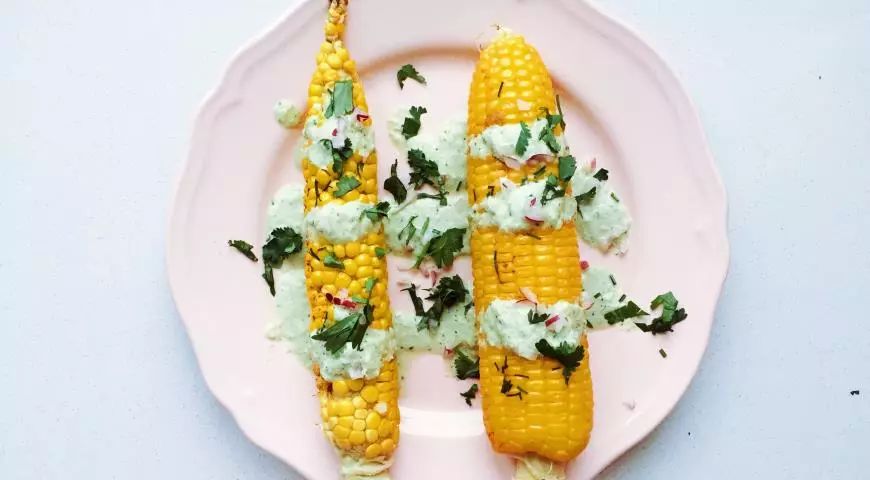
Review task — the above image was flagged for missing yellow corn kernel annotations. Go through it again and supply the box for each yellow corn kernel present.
[365,412,381,429]
[332,380,349,397]
[352,396,367,409]
[349,430,366,445]
[333,425,351,439]
[347,379,364,392]
[365,443,382,459]
[335,399,354,417]
[354,409,368,420]
[360,385,379,403]
[338,416,353,428]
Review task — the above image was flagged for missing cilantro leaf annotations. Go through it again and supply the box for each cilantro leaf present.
[421,275,468,330]
[604,301,648,325]
[325,79,354,118]
[541,174,566,206]
[375,247,387,258]
[555,94,567,130]
[401,283,426,318]
[460,383,478,406]
[416,191,448,206]
[320,138,354,174]
[334,175,361,197]
[398,216,418,246]
[323,252,345,270]
[659,348,668,358]
[383,160,408,204]
[397,64,426,89]
[558,155,576,182]
[535,340,585,384]
[515,122,531,156]
[407,149,443,191]
[402,106,427,139]
[575,187,597,205]
[311,306,372,354]
[361,201,390,223]
[538,111,563,153]
[262,228,303,268]
[228,240,257,262]
[527,309,549,324]
[593,168,609,181]
[453,346,480,380]
[635,292,688,334]
[414,228,466,268]
[262,265,275,296]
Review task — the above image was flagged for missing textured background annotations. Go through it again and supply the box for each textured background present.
[1,0,868,478]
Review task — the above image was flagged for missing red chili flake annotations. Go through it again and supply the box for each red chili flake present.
[580,260,589,270]
[545,315,561,327]
[356,113,369,122]
[444,347,453,355]
[332,128,338,136]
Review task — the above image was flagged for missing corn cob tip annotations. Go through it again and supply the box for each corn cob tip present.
[325,0,349,42]
[513,455,566,480]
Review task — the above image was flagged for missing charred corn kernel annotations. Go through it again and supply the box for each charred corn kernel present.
[467,29,593,466]
[360,385,378,403]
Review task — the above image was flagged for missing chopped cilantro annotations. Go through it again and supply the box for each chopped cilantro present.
[555,94,566,130]
[500,377,513,394]
[324,79,354,118]
[228,240,257,262]
[460,383,478,406]
[375,247,387,258]
[413,228,466,268]
[320,138,354,174]
[407,149,444,191]
[659,348,668,358]
[593,168,609,181]
[619,294,627,302]
[497,82,504,97]
[383,160,407,203]
[515,121,531,156]
[261,227,304,294]
[402,106,427,139]
[558,155,576,182]
[609,274,617,285]
[541,174,566,205]
[532,165,547,178]
[401,283,426,318]
[604,301,648,325]
[538,110,563,153]
[334,175,361,197]
[611,192,620,202]
[575,187,597,206]
[453,346,480,380]
[416,191,448,206]
[262,265,275,296]
[421,275,468,330]
[522,232,542,240]
[493,250,502,283]
[527,309,549,324]
[397,64,426,89]
[311,304,372,354]
[535,340,585,384]
[360,202,390,222]
[635,292,688,334]
[322,252,345,270]
[398,216,418,246]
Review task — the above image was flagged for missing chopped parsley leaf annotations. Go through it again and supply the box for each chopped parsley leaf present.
[397,64,426,89]
[383,159,408,203]
[500,377,513,394]
[262,265,275,296]
[228,240,257,262]
[262,226,304,288]
[360,201,390,222]
[324,79,353,118]
[522,232,542,240]
[515,121,531,156]
[593,168,609,181]
[535,340,585,384]
[460,383,478,406]
[407,149,444,192]
[619,294,627,302]
[532,165,547,178]
[402,106,427,139]
[334,175,361,197]
[453,346,480,380]
[609,274,617,285]
[538,110,563,153]
[558,155,576,182]
[635,292,688,334]
[322,252,345,270]
[604,301,648,325]
[555,94,567,130]
[413,227,466,268]
[311,304,372,354]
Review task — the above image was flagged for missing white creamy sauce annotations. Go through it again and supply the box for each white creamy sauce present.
[387,108,468,191]
[581,267,630,329]
[273,99,303,129]
[310,307,396,381]
[571,163,631,253]
[474,178,576,232]
[392,304,476,352]
[384,194,471,255]
[480,299,587,359]
[303,108,374,169]
[305,200,378,244]
[265,184,312,366]
[468,118,568,165]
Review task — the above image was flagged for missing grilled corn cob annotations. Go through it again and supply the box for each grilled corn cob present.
[301,1,399,476]
[467,29,593,474]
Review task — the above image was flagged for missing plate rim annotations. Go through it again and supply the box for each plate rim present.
[165,0,730,478]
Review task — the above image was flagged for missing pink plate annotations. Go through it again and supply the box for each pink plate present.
[166,0,729,478]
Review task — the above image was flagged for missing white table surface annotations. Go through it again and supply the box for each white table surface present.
[2,0,868,478]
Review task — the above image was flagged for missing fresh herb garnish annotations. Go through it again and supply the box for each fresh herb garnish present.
[635,292,688,334]
[323,252,345,270]
[532,165,547,178]
[609,274,617,285]
[324,79,354,118]
[497,82,504,97]
[487,185,495,197]
[527,309,549,324]
[398,216,418,246]
[506,385,528,399]
[593,168,609,181]
[453,346,480,380]
[460,383,478,406]
[538,110,563,153]
[611,192,620,203]
[522,232,541,240]
[555,94,566,130]
[421,275,468,330]
[319,137,354,174]
[456,181,463,192]
[261,227,303,292]
[493,250,502,283]
[619,294,627,302]
[383,159,408,204]
[401,283,426,317]
[361,202,390,222]
[375,247,387,258]
[402,106,427,139]
[535,340,585,384]
[541,174,566,206]
[575,187,597,205]
[407,149,444,191]
[417,191,448,206]
[413,228,466,268]
[659,348,668,358]
[311,279,378,354]
[558,155,576,182]
[228,240,257,262]
[397,64,427,89]
[593,292,601,299]
[604,301,648,325]
[500,377,513,394]
[334,175,361,197]
[515,121,531,156]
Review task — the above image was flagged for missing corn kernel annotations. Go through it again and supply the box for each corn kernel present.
[360,385,379,403]
[349,430,366,445]
[333,425,351,439]
[365,411,381,429]
[365,443,382,459]
[335,399,354,417]
[354,409,368,420]
[338,416,353,428]
[352,419,366,431]
[352,396,367,409]
[345,242,360,257]
[378,420,393,437]
[332,380,348,397]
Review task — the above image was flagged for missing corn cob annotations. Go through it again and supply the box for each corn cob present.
[467,29,593,471]
[301,1,399,475]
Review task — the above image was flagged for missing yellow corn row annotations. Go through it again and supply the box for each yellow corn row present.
[467,30,593,465]
[301,0,399,469]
